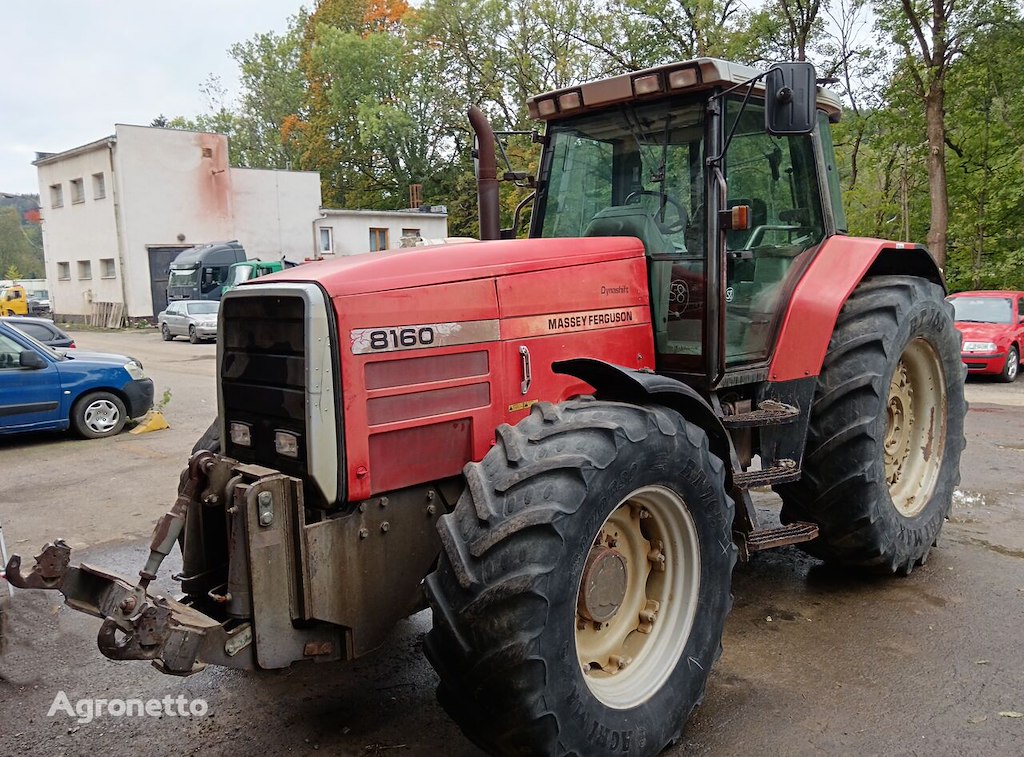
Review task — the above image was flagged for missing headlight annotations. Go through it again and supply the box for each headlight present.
[230,422,252,447]
[274,430,300,458]
[124,360,146,380]
[962,341,997,353]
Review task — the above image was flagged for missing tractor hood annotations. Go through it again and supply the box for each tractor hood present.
[247,237,646,297]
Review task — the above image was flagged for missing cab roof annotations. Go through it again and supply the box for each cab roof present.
[527,57,842,124]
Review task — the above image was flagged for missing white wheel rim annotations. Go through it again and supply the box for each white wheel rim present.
[885,338,946,517]
[575,485,700,709]
[84,399,120,433]
[1008,350,1018,379]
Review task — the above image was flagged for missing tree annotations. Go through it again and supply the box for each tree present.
[874,0,1011,268]
[0,207,44,279]
[940,2,1024,290]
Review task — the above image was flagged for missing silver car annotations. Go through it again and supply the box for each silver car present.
[158,300,219,343]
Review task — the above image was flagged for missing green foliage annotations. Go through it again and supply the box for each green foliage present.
[155,388,172,412]
[0,206,43,279]
[165,0,1024,280]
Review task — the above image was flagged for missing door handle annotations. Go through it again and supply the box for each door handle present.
[519,345,532,395]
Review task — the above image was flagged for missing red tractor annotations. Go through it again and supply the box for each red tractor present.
[6,59,965,755]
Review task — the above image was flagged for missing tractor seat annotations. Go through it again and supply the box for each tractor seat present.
[583,206,676,256]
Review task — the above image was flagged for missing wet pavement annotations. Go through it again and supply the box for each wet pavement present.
[1,330,1022,755]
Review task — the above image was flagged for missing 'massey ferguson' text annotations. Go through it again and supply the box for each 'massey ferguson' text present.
[548,310,634,331]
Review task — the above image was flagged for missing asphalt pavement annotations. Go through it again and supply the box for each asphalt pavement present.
[1,328,1022,756]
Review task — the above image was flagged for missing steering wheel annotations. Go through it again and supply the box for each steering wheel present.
[625,190,689,234]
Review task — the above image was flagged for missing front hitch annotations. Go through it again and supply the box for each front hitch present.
[2,451,252,676]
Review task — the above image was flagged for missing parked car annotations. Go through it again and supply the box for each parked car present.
[947,290,1024,382]
[0,320,153,439]
[157,300,220,343]
[27,289,51,316]
[1,316,75,348]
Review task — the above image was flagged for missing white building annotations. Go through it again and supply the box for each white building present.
[34,125,322,319]
[314,208,449,257]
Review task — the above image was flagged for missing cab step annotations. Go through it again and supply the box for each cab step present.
[736,521,819,559]
[733,461,800,488]
[721,400,800,428]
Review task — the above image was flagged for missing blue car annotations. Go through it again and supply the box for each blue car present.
[0,321,154,439]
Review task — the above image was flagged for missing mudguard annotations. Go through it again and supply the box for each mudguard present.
[769,237,943,383]
[553,358,734,486]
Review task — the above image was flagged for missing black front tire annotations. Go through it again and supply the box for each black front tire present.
[425,399,736,756]
[778,276,966,574]
[188,325,200,344]
[161,323,173,341]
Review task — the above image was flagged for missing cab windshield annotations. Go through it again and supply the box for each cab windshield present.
[168,267,198,287]
[225,265,255,288]
[535,98,704,255]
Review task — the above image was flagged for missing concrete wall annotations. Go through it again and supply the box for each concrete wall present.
[114,125,235,317]
[35,142,121,317]
[232,168,322,261]
[315,210,449,256]
[37,125,326,319]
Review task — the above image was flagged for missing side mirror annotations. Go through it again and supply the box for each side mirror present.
[19,350,47,369]
[765,62,817,136]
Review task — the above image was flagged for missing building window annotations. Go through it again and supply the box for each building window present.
[50,183,64,208]
[70,178,85,204]
[369,227,389,252]
[401,228,421,238]
[319,227,333,254]
[100,258,116,279]
[57,262,71,280]
[93,172,106,200]
[77,260,92,280]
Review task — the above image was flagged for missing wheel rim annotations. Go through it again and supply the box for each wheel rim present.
[575,485,700,709]
[84,399,120,434]
[884,338,946,517]
[1007,349,1018,380]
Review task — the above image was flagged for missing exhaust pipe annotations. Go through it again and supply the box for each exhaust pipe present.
[468,106,500,241]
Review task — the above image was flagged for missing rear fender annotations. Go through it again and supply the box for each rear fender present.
[769,237,944,383]
[553,358,734,488]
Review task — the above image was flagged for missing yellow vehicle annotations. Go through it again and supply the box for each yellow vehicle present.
[0,285,28,316]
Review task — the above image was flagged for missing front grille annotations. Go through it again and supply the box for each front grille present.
[221,295,308,480]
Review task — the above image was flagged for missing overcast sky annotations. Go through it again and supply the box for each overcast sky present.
[2,0,307,194]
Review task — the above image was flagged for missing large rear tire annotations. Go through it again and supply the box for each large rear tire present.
[425,399,736,756]
[778,276,966,574]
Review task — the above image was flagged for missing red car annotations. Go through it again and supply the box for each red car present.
[946,290,1024,382]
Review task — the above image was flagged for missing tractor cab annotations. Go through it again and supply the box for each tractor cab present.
[522,59,844,386]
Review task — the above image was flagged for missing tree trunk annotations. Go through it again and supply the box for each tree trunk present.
[924,80,948,269]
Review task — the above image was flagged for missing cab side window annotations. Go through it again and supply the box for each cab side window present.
[1018,297,1024,320]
